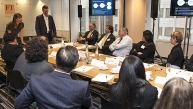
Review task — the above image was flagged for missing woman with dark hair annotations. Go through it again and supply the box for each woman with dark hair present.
[3,13,25,44]
[130,30,155,63]
[154,77,193,109]
[102,56,158,109]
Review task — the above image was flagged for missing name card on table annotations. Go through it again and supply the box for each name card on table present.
[73,66,94,73]
[105,57,120,65]
[92,73,115,82]
[91,59,104,67]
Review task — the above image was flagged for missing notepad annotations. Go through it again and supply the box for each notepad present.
[73,66,94,72]
[92,74,115,82]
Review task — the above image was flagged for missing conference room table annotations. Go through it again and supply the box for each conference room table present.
[48,43,168,89]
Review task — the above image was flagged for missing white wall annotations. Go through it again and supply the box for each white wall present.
[0,0,50,38]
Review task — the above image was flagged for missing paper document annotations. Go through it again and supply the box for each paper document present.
[143,63,154,69]
[49,51,57,57]
[166,72,191,82]
[92,73,115,82]
[154,76,167,85]
[73,66,94,72]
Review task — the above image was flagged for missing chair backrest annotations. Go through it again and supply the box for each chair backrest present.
[7,69,28,89]
[4,60,15,70]
[180,58,185,69]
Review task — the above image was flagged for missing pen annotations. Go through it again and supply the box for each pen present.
[106,75,107,79]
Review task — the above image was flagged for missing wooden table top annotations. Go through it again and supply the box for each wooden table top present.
[48,45,167,89]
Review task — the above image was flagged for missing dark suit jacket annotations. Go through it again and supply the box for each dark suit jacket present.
[130,41,155,63]
[185,54,193,71]
[167,44,184,67]
[104,83,158,109]
[80,30,99,45]
[97,33,115,55]
[35,14,56,40]
[1,44,23,64]
[14,71,92,109]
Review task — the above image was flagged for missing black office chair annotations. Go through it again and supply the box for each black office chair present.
[6,69,28,99]
[4,60,15,70]
[180,58,185,69]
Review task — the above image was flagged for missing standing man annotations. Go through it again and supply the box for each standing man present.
[35,5,56,44]
[14,46,92,109]
[109,27,132,57]
[78,22,98,45]
[97,25,115,55]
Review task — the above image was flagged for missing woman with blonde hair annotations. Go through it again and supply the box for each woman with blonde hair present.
[154,77,193,109]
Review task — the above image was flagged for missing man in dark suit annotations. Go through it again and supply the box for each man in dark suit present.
[78,22,98,45]
[97,25,115,55]
[35,5,56,44]
[14,46,92,109]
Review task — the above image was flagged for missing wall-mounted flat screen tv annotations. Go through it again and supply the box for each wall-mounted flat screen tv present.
[89,0,115,16]
[170,0,193,16]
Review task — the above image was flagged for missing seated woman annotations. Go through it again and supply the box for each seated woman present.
[130,30,155,63]
[1,34,24,69]
[154,78,193,109]
[14,37,54,81]
[102,56,158,109]
[185,54,193,71]
[162,31,184,68]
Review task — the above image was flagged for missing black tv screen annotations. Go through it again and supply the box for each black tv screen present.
[170,0,193,16]
[89,0,115,16]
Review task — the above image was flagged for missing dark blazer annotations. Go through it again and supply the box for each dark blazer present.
[167,44,184,67]
[1,44,23,64]
[185,54,193,71]
[104,83,158,109]
[14,71,92,109]
[80,30,99,45]
[35,14,56,39]
[130,41,155,63]
[97,33,115,55]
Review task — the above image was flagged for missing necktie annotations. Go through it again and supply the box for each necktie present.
[87,32,92,38]
[117,38,123,44]
[99,35,108,46]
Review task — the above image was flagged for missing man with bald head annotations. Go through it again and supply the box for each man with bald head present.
[14,46,92,109]
[78,22,99,45]
[109,27,133,57]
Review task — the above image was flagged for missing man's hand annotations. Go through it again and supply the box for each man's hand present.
[52,37,56,42]
[137,52,143,55]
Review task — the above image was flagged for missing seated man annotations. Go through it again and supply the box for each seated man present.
[97,25,115,55]
[130,30,155,63]
[14,37,54,81]
[185,54,193,71]
[78,22,98,45]
[109,27,132,57]
[14,46,92,109]
[1,34,23,69]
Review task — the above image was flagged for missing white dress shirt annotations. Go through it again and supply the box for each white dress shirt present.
[109,35,133,57]
[43,14,49,33]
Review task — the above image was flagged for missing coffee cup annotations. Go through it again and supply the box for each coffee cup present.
[100,64,107,70]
